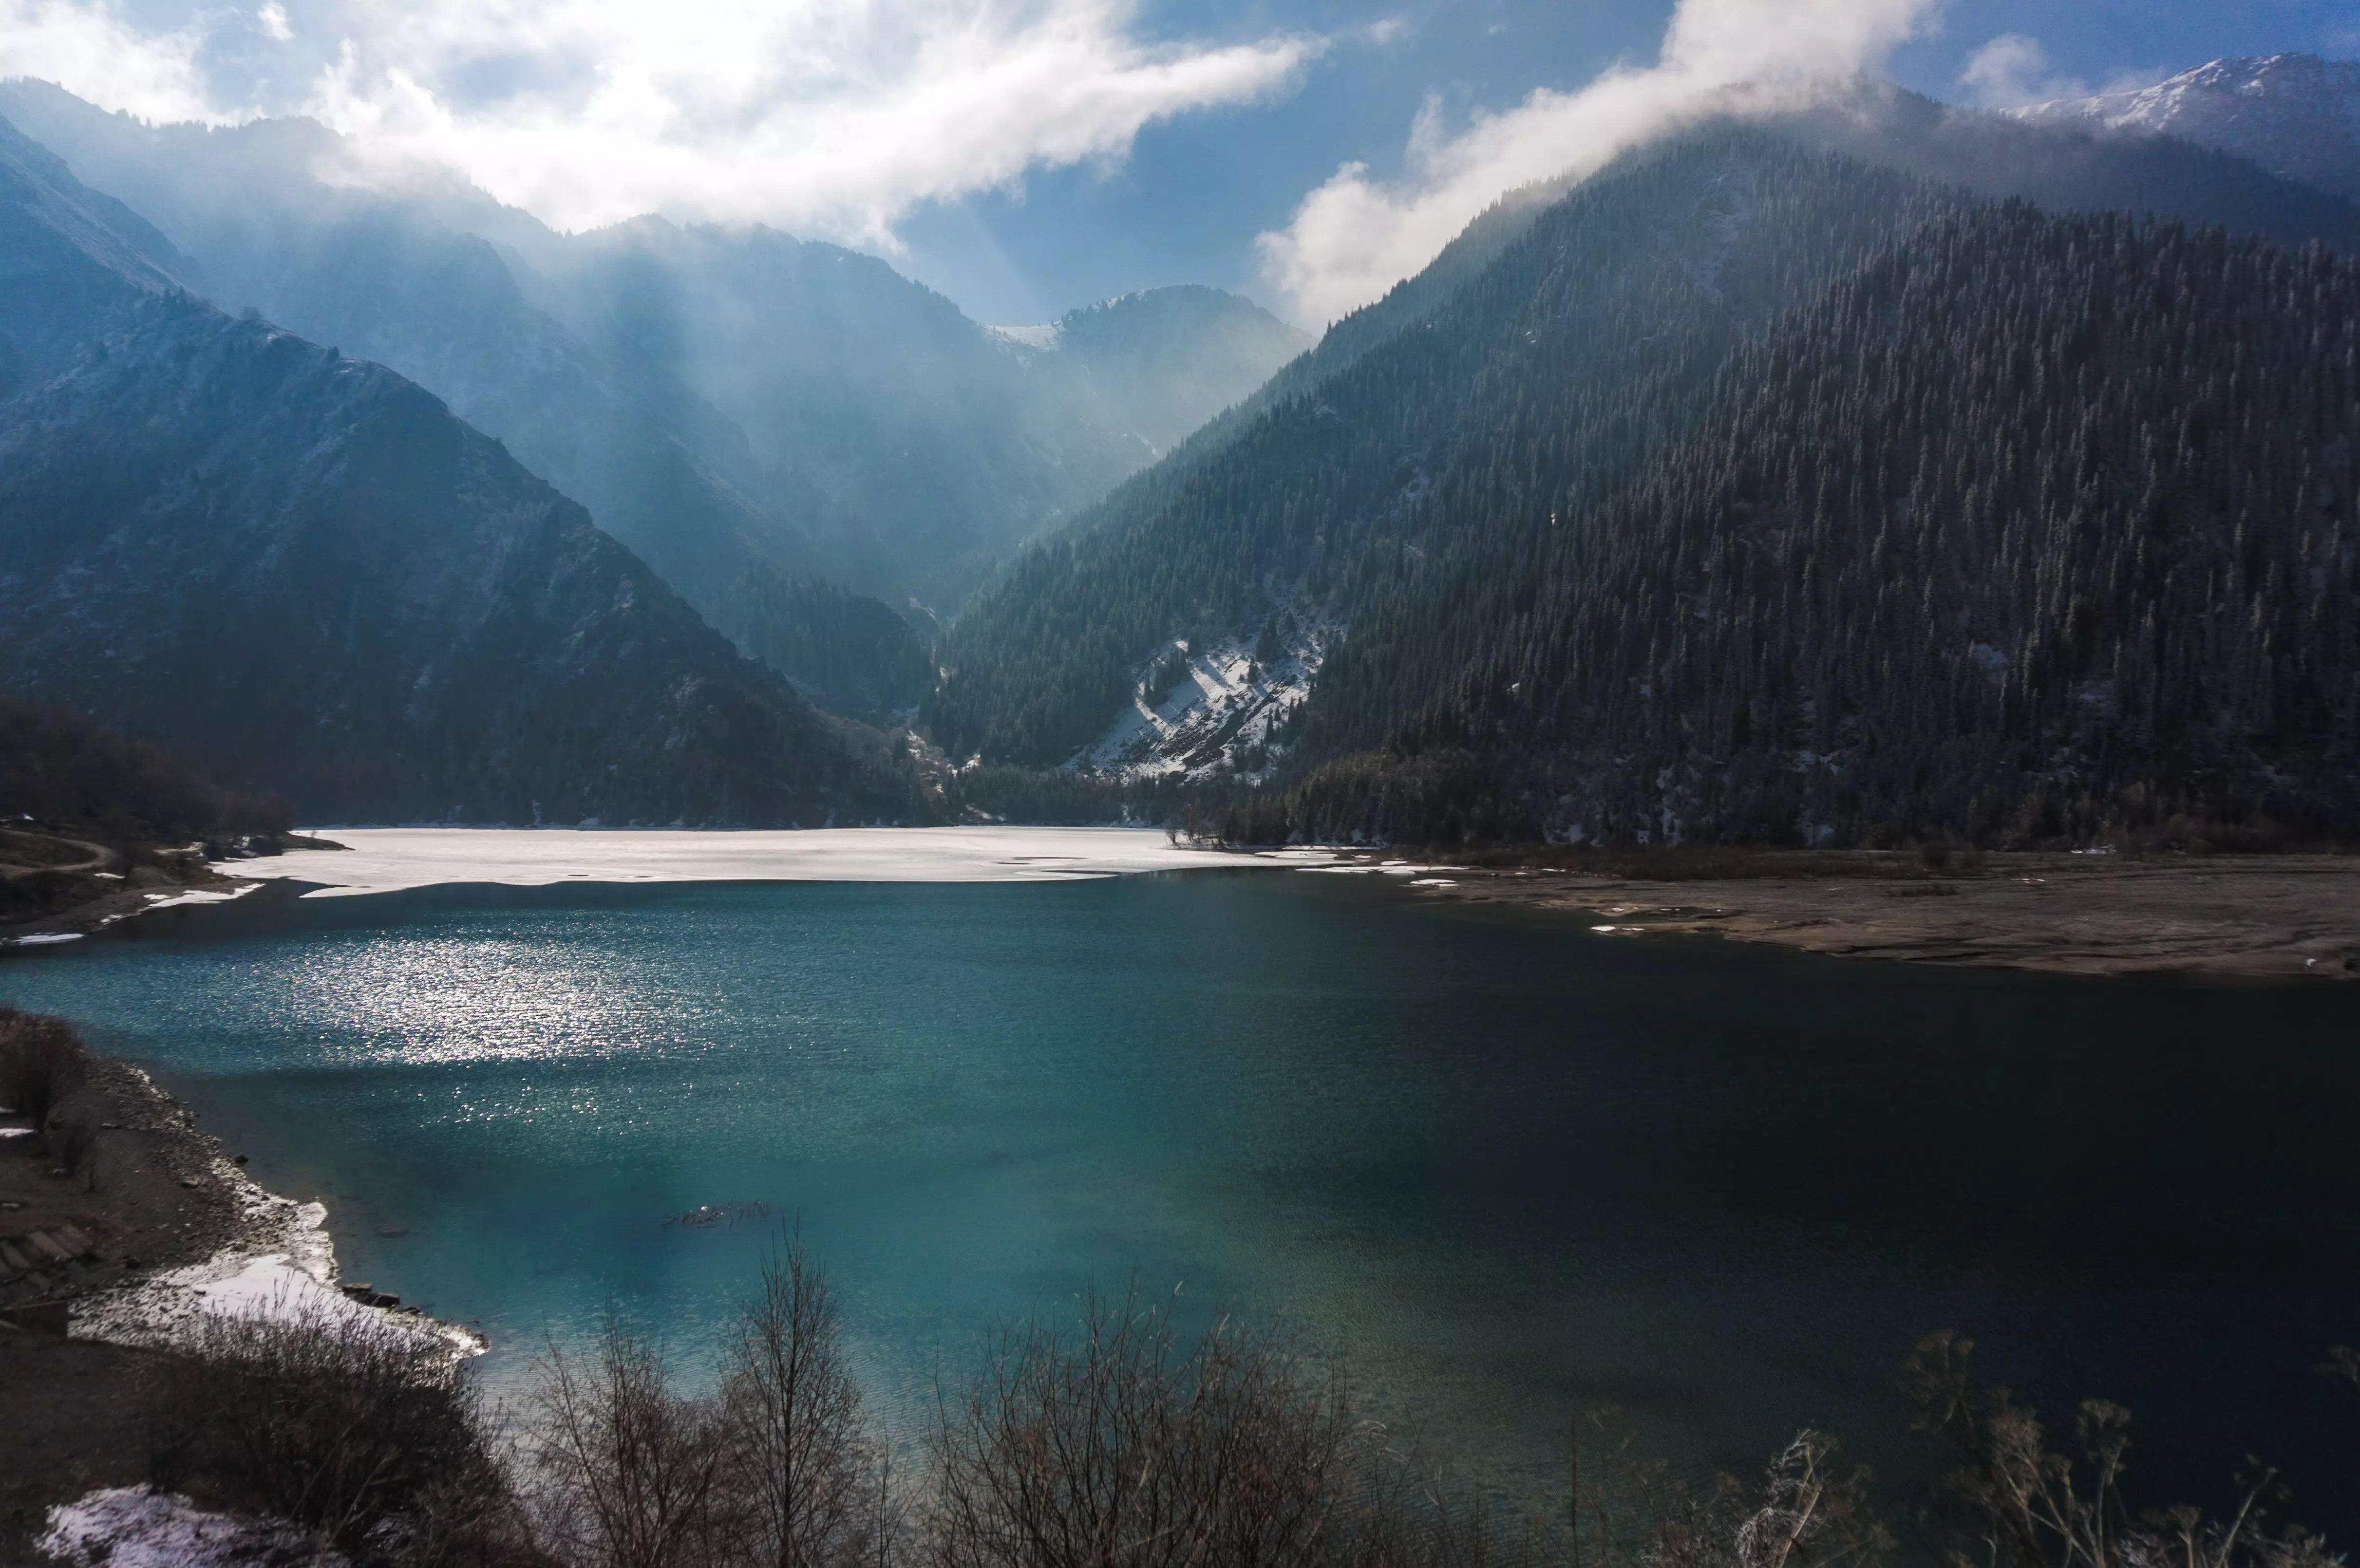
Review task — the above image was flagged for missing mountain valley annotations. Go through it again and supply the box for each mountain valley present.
[4,56,2358,844]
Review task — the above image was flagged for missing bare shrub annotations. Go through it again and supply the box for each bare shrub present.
[148,1300,518,1561]
[1902,1331,2335,1568]
[0,1008,88,1126]
[924,1281,1497,1568]
[1570,1410,1887,1568]
[528,1312,732,1568]
[720,1236,891,1568]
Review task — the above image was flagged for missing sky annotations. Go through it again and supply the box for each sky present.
[0,0,2352,326]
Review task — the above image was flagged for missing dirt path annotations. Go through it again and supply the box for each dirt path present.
[1389,853,2360,981]
[0,830,114,877]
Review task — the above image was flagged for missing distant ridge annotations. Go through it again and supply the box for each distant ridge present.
[2012,55,2360,203]
[0,107,921,827]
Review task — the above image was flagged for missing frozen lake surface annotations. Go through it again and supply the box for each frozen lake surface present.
[232,825,1309,896]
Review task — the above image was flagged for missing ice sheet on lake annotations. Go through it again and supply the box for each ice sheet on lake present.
[142,885,260,911]
[218,826,1326,898]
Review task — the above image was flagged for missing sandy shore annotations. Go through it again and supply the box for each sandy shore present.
[1379,852,2360,981]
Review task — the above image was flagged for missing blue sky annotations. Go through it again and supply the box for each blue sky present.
[1,0,2350,326]
[894,0,2360,324]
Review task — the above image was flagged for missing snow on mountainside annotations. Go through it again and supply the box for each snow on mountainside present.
[1076,620,1335,786]
[2012,55,2360,203]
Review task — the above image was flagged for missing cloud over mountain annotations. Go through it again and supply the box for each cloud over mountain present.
[1253,0,1940,325]
[0,0,1320,241]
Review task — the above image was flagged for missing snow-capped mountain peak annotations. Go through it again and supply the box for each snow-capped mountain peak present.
[2011,54,2360,203]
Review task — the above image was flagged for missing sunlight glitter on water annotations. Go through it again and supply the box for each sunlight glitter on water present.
[281,935,693,1069]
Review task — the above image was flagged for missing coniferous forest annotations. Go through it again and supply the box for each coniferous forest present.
[934,130,2360,846]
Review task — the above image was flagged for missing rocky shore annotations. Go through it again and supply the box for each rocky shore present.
[1370,850,2360,980]
[0,1035,464,1559]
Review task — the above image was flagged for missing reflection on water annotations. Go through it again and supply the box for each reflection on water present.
[8,871,2360,1531]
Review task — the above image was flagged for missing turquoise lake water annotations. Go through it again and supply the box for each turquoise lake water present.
[6,868,2359,1529]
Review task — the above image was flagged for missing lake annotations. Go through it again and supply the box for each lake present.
[6,846,2359,1534]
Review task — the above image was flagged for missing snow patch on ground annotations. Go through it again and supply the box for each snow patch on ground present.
[40,1485,345,1568]
[71,1149,480,1359]
[143,885,261,911]
[5,930,84,947]
[1076,620,1335,785]
[204,826,1283,898]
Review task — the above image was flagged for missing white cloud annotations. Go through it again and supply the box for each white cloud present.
[0,0,1320,242]
[1256,0,1942,326]
[1956,34,2161,112]
[1956,34,2084,108]
[0,0,221,122]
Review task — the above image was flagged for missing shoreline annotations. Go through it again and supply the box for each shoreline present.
[16,826,2356,984]
[0,1045,475,1343]
[1355,850,2360,981]
[2,1037,476,1554]
[0,824,306,950]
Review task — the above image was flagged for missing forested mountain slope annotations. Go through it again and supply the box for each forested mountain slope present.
[1152,81,2360,498]
[932,133,1969,768]
[936,129,2359,845]
[0,113,919,827]
[1255,206,2359,845]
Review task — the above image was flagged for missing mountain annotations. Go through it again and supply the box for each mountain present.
[935,133,1960,770]
[1002,287,1312,456]
[0,80,825,628]
[1129,79,2360,520]
[540,219,1130,606]
[2013,56,2360,205]
[0,82,1306,620]
[537,226,1304,606]
[0,109,920,827]
[0,112,189,387]
[934,126,2360,846]
[1780,78,2360,252]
